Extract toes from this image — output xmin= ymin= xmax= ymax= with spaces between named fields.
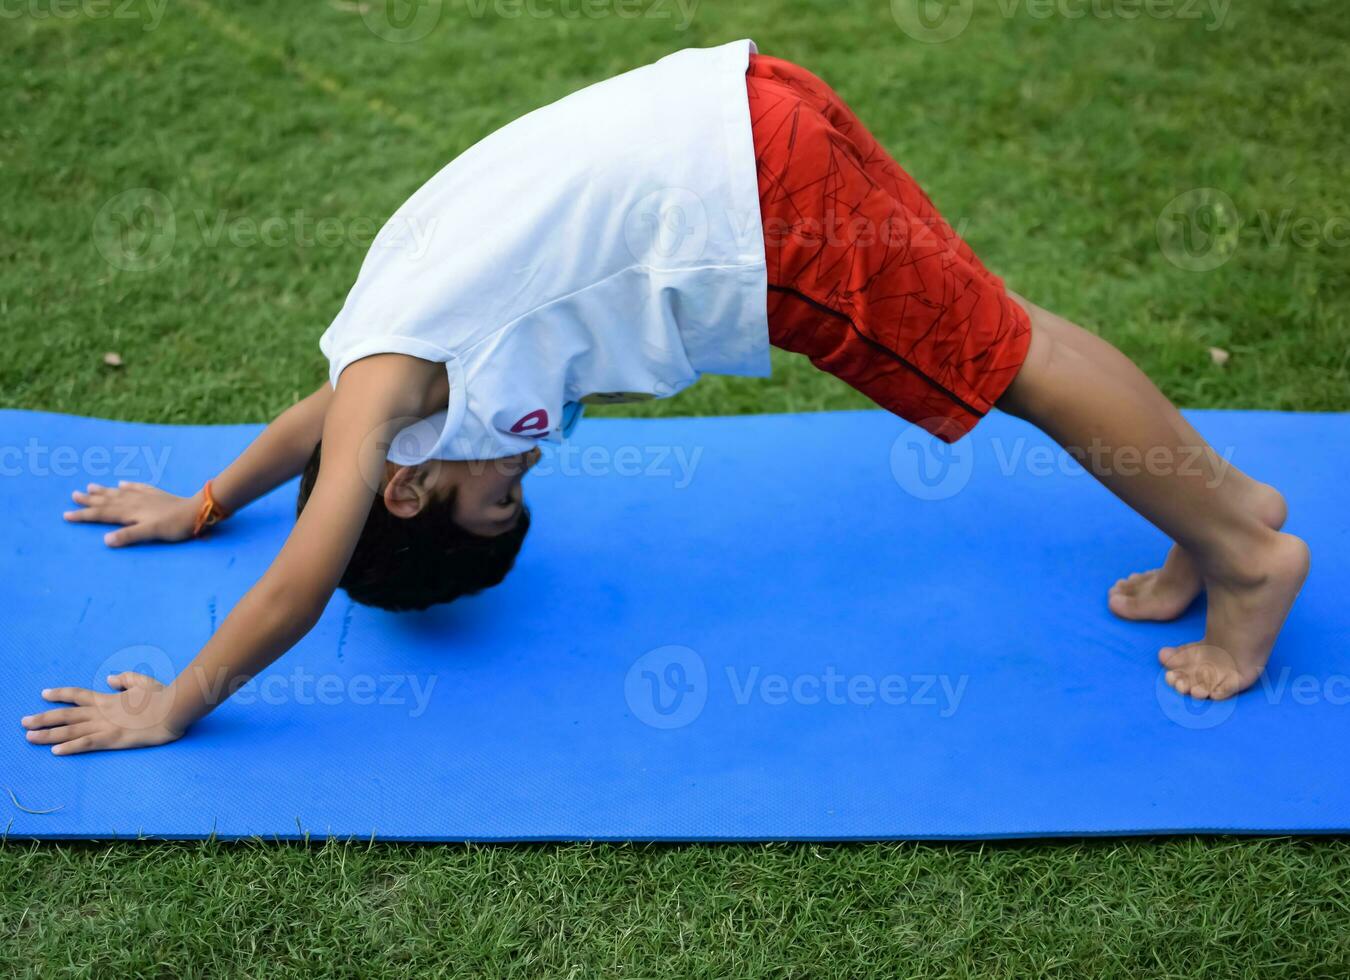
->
xmin=1112 ymin=573 xmax=1147 ymax=597
xmin=1110 ymin=573 xmax=1161 ymax=619
xmin=1109 ymin=591 xmax=1142 ymax=619
xmin=1110 ymin=570 xmax=1197 ymax=622
xmin=1159 ymin=644 xmax=1206 ymax=669
xmin=1165 ymin=668 xmax=1192 ymax=696
xmin=1208 ymin=671 xmax=1244 ymax=701
xmin=1161 ymin=643 xmax=1243 ymax=700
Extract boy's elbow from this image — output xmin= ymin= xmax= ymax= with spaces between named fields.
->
xmin=246 ymin=578 xmax=330 ymax=642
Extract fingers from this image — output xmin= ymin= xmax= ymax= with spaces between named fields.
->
xmin=22 ymin=701 xmax=107 ymax=752
xmin=25 ymin=721 xmax=99 ymax=746
xmin=107 ymin=671 xmax=161 ymax=691
xmin=65 ymin=487 xmax=107 ymax=521
xmin=52 ymin=735 xmax=106 ymax=756
xmin=41 ymin=686 xmax=100 ymax=707
xmin=104 ymin=523 xmax=154 ymax=548
xmin=76 ymin=482 xmax=111 ymax=503
xmin=21 ymin=706 xmax=90 ymax=729
xmin=63 ymin=483 xmax=145 ymax=521
xmin=65 ymin=484 xmax=119 ymax=524
xmin=63 ymin=483 xmax=175 ymax=543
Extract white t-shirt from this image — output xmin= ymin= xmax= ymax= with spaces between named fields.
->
xmin=319 ymin=39 xmax=768 ymax=463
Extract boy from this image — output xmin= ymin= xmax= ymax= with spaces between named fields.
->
xmin=25 ymin=41 xmax=1308 ymax=755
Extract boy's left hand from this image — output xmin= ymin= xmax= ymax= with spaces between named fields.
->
xmin=63 ymin=481 xmax=200 ymax=547
xmin=21 ymin=672 xmax=186 ymax=755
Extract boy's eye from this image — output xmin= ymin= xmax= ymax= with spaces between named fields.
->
xmin=497 ymin=495 xmax=512 ymax=507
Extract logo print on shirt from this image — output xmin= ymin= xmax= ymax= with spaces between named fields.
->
xmin=509 ymin=409 xmax=550 ymax=435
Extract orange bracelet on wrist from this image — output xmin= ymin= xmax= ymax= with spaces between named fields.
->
xmin=191 ymin=480 xmax=230 ymax=537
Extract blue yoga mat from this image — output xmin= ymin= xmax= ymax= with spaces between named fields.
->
xmin=2 ymin=408 xmax=1346 ymax=840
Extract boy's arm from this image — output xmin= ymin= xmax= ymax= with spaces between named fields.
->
xmin=64 ymin=382 xmax=334 ymax=547
xmin=25 ymin=355 xmax=437 ymax=755
xmin=212 ymin=381 xmax=333 ymax=515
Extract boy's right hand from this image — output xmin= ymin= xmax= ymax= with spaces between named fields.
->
xmin=63 ymin=481 xmax=201 ymax=547
xmin=23 ymin=672 xmax=187 ymax=755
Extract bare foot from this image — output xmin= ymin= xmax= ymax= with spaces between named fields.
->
xmin=1160 ymin=531 xmax=1310 ymax=700
xmin=1109 ymin=548 xmax=1205 ymax=622
xmin=1109 ymin=483 xmax=1288 ymax=622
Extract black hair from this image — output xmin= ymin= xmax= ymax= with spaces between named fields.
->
xmin=297 ymin=442 xmax=530 ymax=612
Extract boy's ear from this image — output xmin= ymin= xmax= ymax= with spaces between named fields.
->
xmin=382 ymin=464 xmax=427 ymax=519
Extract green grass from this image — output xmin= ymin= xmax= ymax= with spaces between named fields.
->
xmin=3 ymin=837 xmax=1349 ymax=977
xmin=3 ymin=0 xmax=1349 ymax=975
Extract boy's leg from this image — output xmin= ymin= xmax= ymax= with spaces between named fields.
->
xmin=748 ymin=56 xmax=1031 ymax=445
xmin=1007 ymin=293 xmax=1289 ymax=622
xmin=997 ymin=308 xmax=1309 ymax=699
xmin=747 ymin=54 xmax=1308 ymax=698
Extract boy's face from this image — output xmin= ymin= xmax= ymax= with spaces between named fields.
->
xmin=384 ymin=447 xmax=540 ymax=537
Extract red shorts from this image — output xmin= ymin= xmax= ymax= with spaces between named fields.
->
xmin=747 ymin=54 xmax=1031 ymax=442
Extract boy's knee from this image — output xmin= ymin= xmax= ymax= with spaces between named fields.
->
xmin=999 ymin=317 xmax=1065 ymax=419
